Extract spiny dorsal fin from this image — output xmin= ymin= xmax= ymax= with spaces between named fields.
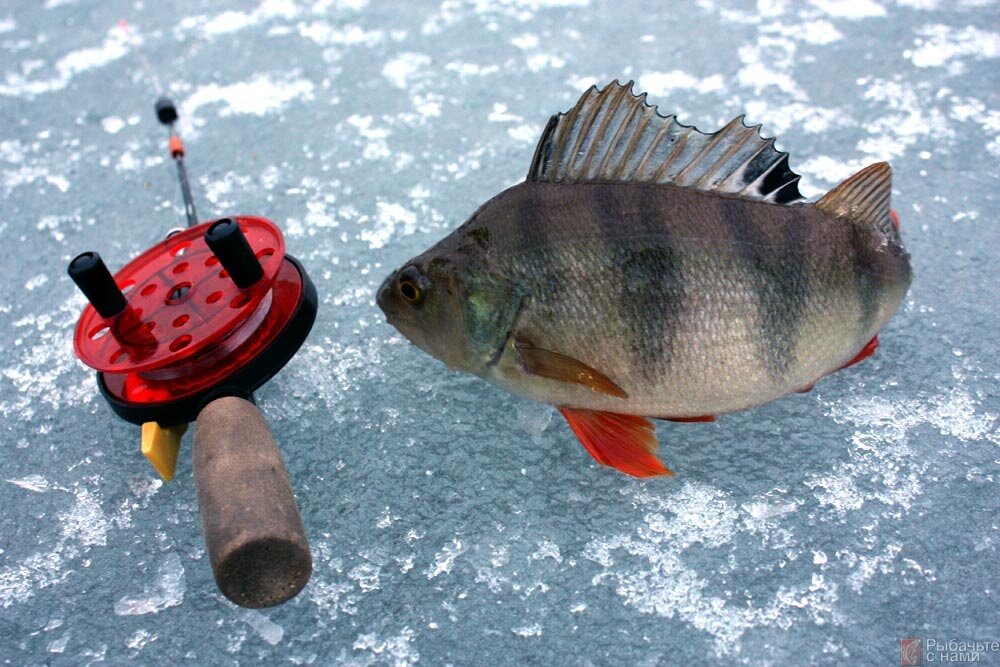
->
xmin=527 ymin=80 xmax=803 ymax=203
xmin=815 ymin=162 xmax=893 ymax=232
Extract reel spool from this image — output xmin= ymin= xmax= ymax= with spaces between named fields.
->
xmin=67 ymin=97 xmax=316 ymax=609
xmin=71 ymin=216 xmax=315 ymax=426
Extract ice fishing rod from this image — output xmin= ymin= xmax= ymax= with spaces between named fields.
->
xmin=66 ymin=45 xmax=317 ymax=607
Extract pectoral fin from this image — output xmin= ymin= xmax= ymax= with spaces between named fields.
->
xmin=514 ymin=338 xmax=627 ymax=399
xmin=559 ymin=407 xmax=672 ymax=478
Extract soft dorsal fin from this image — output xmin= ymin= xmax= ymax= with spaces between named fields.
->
xmin=527 ymin=80 xmax=803 ymax=203
xmin=815 ymin=162 xmax=893 ymax=232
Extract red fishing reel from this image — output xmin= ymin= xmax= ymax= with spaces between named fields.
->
xmin=71 ymin=216 xmax=316 ymax=426
xmin=67 ymin=96 xmax=316 ymax=609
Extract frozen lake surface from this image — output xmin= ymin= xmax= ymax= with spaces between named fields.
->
xmin=1 ymin=0 xmax=998 ymax=664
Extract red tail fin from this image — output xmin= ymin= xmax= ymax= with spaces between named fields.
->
xmin=558 ymin=408 xmax=673 ymax=478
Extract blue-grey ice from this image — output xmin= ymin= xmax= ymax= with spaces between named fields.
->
xmin=1 ymin=0 xmax=998 ymax=664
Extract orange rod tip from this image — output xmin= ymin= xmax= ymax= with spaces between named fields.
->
xmin=169 ymin=135 xmax=185 ymax=157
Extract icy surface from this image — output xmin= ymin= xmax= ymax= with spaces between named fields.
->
xmin=1 ymin=0 xmax=999 ymax=664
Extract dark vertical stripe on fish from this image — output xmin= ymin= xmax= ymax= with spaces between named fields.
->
xmin=721 ymin=198 xmax=809 ymax=381
xmin=597 ymin=185 xmax=686 ymax=384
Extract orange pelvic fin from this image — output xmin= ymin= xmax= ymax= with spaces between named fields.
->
xmin=515 ymin=338 xmax=627 ymax=398
xmin=890 ymin=208 xmax=900 ymax=230
xmin=840 ymin=335 xmax=879 ymax=371
xmin=558 ymin=407 xmax=673 ymax=478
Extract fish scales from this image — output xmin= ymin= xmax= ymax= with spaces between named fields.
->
xmin=378 ymin=80 xmax=911 ymax=477
xmin=461 ymin=181 xmax=899 ymax=416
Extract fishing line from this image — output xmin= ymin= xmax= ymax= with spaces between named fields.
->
xmin=119 ymin=18 xmax=198 ymax=228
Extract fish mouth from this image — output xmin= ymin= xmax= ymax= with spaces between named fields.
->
xmin=376 ymin=275 xmax=392 ymax=315
xmin=377 ymin=274 xmax=419 ymax=333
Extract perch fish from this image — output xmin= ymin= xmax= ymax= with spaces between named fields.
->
xmin=377 ymin=80 xmax=912 ymax=477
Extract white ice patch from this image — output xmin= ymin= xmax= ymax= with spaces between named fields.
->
xmin=809 ymin=0 xmax=887 ymax=19
xmin=743 ymin=101 xmax=848 ymax=135
xmin=296 ymin=21 xmax=384 ymax=47
xmin=858 ymin=77 xmax=955 ymax=159
xmin=584 ymin=482 xmax=841 ymax=656
xmin=58 ymin=489 xmax=111 ymax=547
xmin=3 ymin=165 xmax=71 ymax=193
xmin=796 ymin=155 xmax=867 ymax=198
xmin=0 ymin=25 xmax=128 ymax=97
xmin=242 ymin=610 xmax=284 ymax=645
xmin=113 ymin=552 xmax=186 ymax=616
xmin=184 ymin=74 xmax=314 ymax=118
xmin=737 ymin=35 xmax=807 ymax=100
xmin=489 ymin=103 xmax=522 ymax=123
xmin=907 ymin=24 xmax=1000 ymax=69
xmin=177 ymin=0 xmax=299 ymax=38
xmin=352 ymin=628 xmax=419 ymax=666
xmin=638 ymin=70 xmax=725 ymax=96
xmin=525 ymin=53 xmax=566 ymax=72
xmin=425 ymin=539 xmax=466 ymax=579
xmin=24 ymin=274 xmax=48 ymax=291
xmin=101 ymin=116 xmax=125 ymax=134
xmin=360 ymin=202 xmax=417 ymax=249
xmin=507 ymin=124 xmax=539 ymax=142
xmin=383 ymin=53 xmax=431 ymax=89
xmin=512 ymin=623 xmax=542 ymax=637
xmin=794 ymin=19 xmax=844 ymax=44
xmin=6 ymin=474 xmax=50 ymax=492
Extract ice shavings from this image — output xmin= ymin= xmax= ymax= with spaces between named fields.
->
xmin=360 ymin=202 xmax=417 ymax=249
xmin=184 ymin=73 xmax=315 ymax=118
xmin=425 ymin=539 xmax=466 ymax=579
xmin=113 ymin=552 xmax=185 ymax=616
xmin=856 ymin=77 xmax=955 ymax=159
xmin=906 ymin=24 xmax=1000 ymax=70
xmin=584 ymin=483 xmax=841 ymax=656
xmin=737 ymin=35 xmax=808 ymax=100
xmin=296 ymin=21 xmax=384 ymax=48
xmin=6 ymin=474 xmax=50 ymax=492
xmin=242 ymin=609 xmax=284 ymax=645
xmin=383 ymin=53 xmax=432 ymax=89
xmin=352 ymin=627 xmax=419 ymax=666
xmin=176 ymin=0 xmax=299 ymax=38
xmin=810 ymin=0 xmax=887 ymax=19
xmin=2 ymin=298 xmax=96 ymax=423
xmin=3 ymin=163 xmax=71 ymax=194
xmin=638 ymin=70 xmax=725 ymax=96
xmin=346 ymin=114 xmax=391 ymax=161
xmin=511 ymin=623 xmax=542 ymax=637
xmin=1 ymin=486 xmax=112 ymax=608
xmin=796 ymin=155 xmax=867 ymax=197
xmin=59 ymin=489 xmax=111 ymax=547
xmin=0 ymin=25 xmax=128 ymax=97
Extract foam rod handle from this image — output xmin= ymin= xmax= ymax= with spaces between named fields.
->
xmin=193 ymin=396 xmax=311 ymax=608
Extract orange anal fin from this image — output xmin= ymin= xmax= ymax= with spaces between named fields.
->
xmin=840 ymin=335 xmax=879 ymax=371
xmin=661 ymin=415 xmax=715 ymax=423
xmin=889 ymin=208 xmax=900 ymax=230
xmin=796 ymin=382 xmax=815 ymax=394
xmin=558 ymin=407 xmax=673 ymax=478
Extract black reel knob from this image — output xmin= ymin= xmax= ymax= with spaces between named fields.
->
xmin=67 ymin=251 xmax=127 ymax=318
xmin=205 ymin=218 xmax=265 ymax=289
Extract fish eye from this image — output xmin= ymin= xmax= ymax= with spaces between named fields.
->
xmin=397 ymin=266 xmax=427 ymax=305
